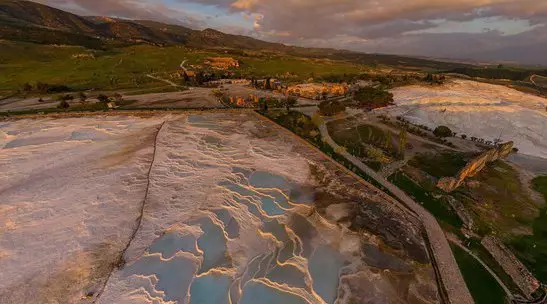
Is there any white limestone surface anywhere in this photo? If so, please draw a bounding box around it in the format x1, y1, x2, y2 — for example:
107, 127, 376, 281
0, 113, 439, 304
0, 115, 167, 303
377, 79, 547, 159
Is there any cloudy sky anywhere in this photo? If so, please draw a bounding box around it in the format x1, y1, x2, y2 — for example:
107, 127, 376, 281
37, 0, 547, 65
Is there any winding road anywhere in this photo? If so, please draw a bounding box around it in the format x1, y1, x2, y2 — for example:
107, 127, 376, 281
316, 120, 474, 304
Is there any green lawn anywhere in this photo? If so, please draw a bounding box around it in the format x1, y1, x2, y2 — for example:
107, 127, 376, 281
510, 175, 547, 283
327, 120, 400, 170
388, 172, 462, 230
451, 244, 508, 304
409, 151, 470, 178
453, 160, 538, 237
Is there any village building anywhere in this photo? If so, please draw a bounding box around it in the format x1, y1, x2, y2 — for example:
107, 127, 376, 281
207, 79, 251, 85
286, 83, 349, 99
204, 57, 240, 70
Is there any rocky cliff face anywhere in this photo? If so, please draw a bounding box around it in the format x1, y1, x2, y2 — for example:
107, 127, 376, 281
437, 142, 514, 192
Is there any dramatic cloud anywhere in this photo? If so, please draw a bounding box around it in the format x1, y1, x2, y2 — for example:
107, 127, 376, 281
36, 0, 205, 27
37, 0, 547, 64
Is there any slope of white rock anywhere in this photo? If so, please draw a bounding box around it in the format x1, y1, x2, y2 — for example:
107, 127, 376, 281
0, 113, 439, 304
378, 79, 547, 159
0, 115, 167, 302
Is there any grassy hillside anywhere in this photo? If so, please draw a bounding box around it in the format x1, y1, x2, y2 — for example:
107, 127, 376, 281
451, 244, 507, 304
510, 176, 547, 283
0, 0, 476, 73
0, 41, 366, 94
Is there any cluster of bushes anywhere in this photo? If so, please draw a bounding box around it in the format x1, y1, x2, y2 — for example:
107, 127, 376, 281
433, 125, 454, 138
396, 116, 432, 131
53, 92, 123, 110
318, 100, 346, 116
22, 82, 72, 94
388, 117, 456, 147
448, 67, 547, 81
265, 110, 320, 142
424, 73, 446, 85
353, 87, 394, 109
357, 73, 423, 87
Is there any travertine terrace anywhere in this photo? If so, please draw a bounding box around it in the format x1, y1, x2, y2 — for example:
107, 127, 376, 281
378, 79, 547, 159
0, 112, 439, 304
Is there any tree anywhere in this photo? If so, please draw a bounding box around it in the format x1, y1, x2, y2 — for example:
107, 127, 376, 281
318, 100, 346, 116
182, 71, 190, 83
195, 71, 205, 85
265, 78, 272, 90
398, 129, 408, 159
113, 93, 123, 102
311, 112, 323, 127
22, 83, 32, 92
58, 100, 70, 109
461, 134, 467, 140
57, 94, 74, 102
353, 87, 394, 108
36, 82, 49, 93
285, 96, 298, 112
97, 94, 110, 103
433, 125, 453, 138
79, 92, 87, 103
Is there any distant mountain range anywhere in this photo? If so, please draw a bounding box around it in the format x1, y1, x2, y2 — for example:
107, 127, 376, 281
0, 0, 474, 71
0, 0, 297, 51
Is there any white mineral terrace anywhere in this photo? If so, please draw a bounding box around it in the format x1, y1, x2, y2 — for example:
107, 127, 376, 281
1, 112, 439, 304
379, 79, 547, 159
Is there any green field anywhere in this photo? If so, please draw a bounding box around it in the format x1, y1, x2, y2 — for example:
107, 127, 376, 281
510, 175, 547, 283
451, 244, 508, 304
327, 119, 400, 169
409, 151, 470, 178
452, 161, 539, 237
389, 172, 462, 230
0, 41, 364, 95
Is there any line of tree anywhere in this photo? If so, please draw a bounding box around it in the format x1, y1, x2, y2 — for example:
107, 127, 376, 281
448, 67, 547, 81
353, 86, 394, 109
318, 100, 346, 116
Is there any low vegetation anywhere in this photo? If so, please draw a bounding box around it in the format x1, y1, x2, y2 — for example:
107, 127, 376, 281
454, 161, 538, 237
451, 244, 507, 304
409, 152, 469, 178
433, 125, 454, 138
353, 86, 394, 109
262, 110, 392, 194
448, 67, 547, 81
318, 100, 346, 116
510, 176, 547, 283
327, 119, 404, 170
389, 172, 462, 230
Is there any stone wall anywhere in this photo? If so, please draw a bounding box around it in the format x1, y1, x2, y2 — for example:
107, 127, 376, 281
437, 142, 514, 192
481, 236, 540, 298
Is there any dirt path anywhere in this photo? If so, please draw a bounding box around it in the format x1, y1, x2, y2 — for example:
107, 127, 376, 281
146, 74, 183, 88
317, 121, 474, 304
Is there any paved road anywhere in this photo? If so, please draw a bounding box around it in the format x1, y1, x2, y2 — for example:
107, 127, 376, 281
318, 121, 474, 304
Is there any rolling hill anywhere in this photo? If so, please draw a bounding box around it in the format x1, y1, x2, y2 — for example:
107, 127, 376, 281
0, 0, 470, 71
0, 0, 293, 50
